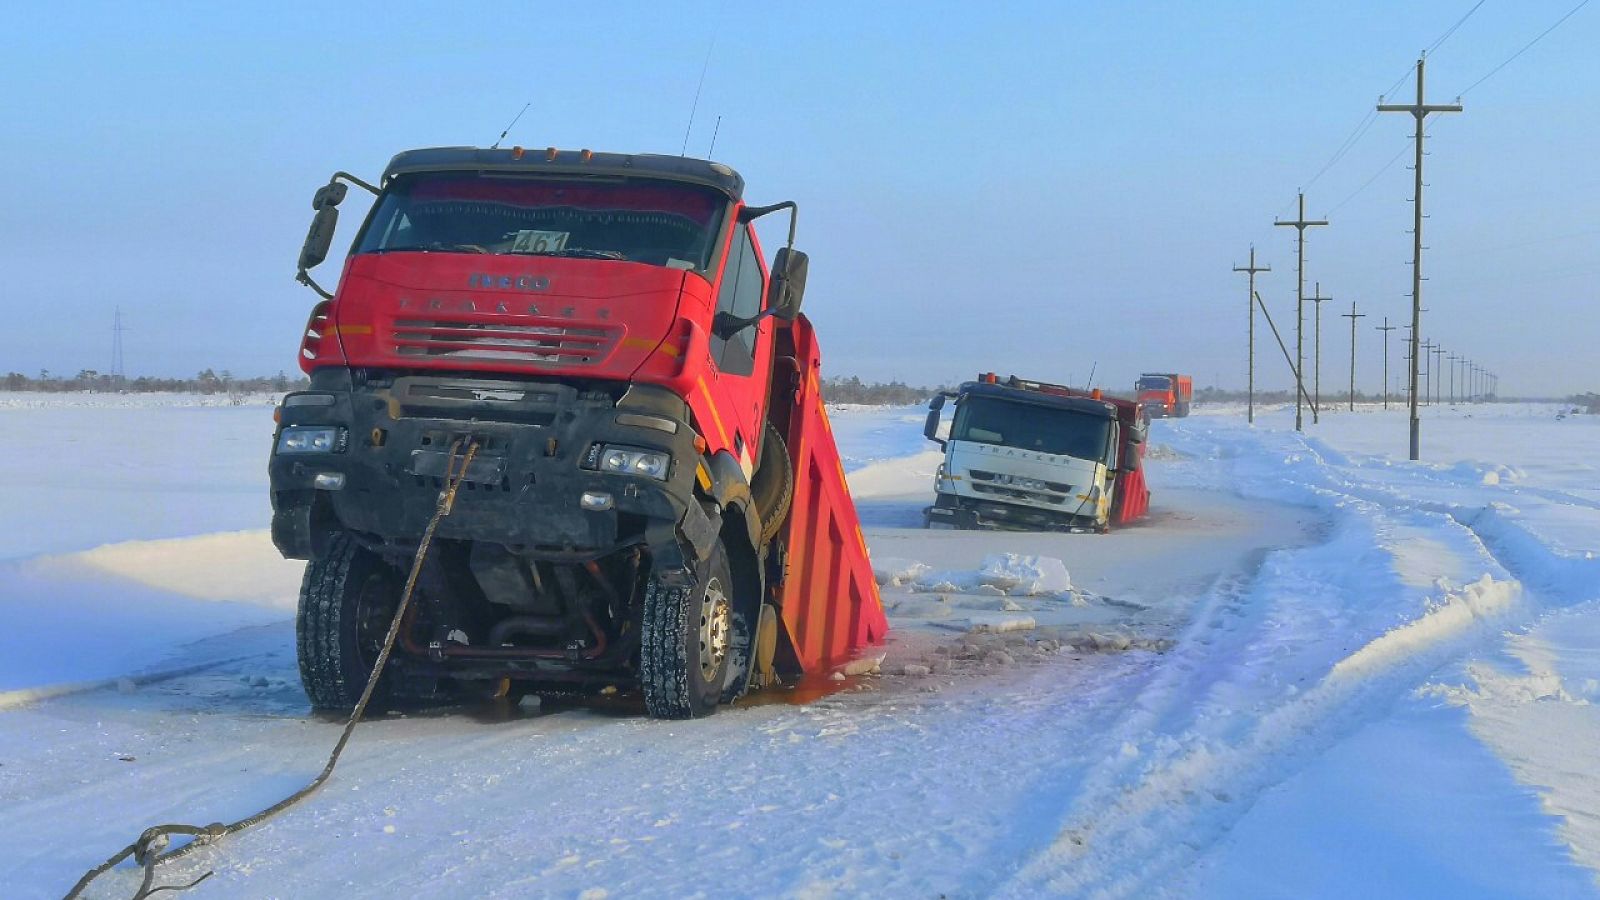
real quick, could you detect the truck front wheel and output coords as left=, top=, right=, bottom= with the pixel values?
left=296, top=532, right=406, bottom=713
left=641, top=540, right=734, bottom=719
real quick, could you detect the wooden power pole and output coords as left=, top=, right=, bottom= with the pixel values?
left=1379, top=54, right=1461, bottom=460
left=1342, top=301, right=1365, bottom=411
left=1375, top=317, right=1397, bottom=409
left=1310, top=281, right=1332, bottom=422
left=1234, top=247, right=1270, bottom=424
left=1275, top=193, right=1328, bottom=432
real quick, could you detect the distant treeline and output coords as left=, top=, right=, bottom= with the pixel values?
left=820, top=376, right=942, bottom=406
left=3, top=369, right=307, bottom=395
left=1571, top=393, right=1600, bottom=414
left=1192, top=386, right=1504, bottom=404
left=6, top=368, right=937, bottom=407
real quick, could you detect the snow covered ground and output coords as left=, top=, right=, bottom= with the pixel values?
left=2, top=398, right=1597, bottom=898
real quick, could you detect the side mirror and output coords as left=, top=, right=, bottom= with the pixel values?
left=924, top=393, right=948, bottom=446
left=299, top=205, right=340, bottom=273
left=312, top=181, right=348, bottom=211
left=1119, top=441, right=1142, bottom=473
left=767, top=248, right=808, bottom=321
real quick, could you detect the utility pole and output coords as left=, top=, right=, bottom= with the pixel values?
left=1447, top=353, right=1460, bottom=404
left=1376, top=318, right=1396, bottom=410
left=1432, top=344, right=1447, bottom=406
left=1342, top=301, right=1365, bottom=411
left=1311, top=281, right=1332, bottom=422
left=1420, top=338, right=1434, bottom=406
left=1380, top=54, right=1461, bottom=460
left=1234, top=247, right=1270, bottom=424
left=111, top=307, right=128, bottom=390
left=1275, top=193, right=1328, bottom=432
left=1402, top=324, right=1415, bottom=405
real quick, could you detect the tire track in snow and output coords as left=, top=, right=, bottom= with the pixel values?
left=999, top=422, right=1537, bottom=898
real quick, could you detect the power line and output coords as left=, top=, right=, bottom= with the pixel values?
left=1299, top=1, right=1486, bottom=193
left=1304, top=110, right=1380, bottom=191
left=1427, top=0, right=1490, bottom=55
left=1458, top=0, right=1592, bottom=96
left=1324, top=136, right=1413, bottom=216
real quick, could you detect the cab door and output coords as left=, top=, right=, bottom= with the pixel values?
left=705, top=222, right=773, bottom=481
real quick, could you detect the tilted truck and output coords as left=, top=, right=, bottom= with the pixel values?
left=1135, top=372, right=1193, bottom=418
left=923, top=374, right=1150, bottom=532
left=272, top=146, right=887, bottom=718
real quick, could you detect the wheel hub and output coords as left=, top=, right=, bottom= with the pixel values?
left=698, top=577, right=731, bottom=681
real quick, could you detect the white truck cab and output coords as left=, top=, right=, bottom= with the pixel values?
left=923, top=377, right=1123, bottom=531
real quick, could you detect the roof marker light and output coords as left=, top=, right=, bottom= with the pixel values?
left=580, top=149, right=593, bottom=163
left=511, top=146, right=524, bottom=160
left=546, top=147, right=558, bottom=161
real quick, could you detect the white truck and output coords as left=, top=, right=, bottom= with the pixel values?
left=922, top=374, right=1150, bottom=532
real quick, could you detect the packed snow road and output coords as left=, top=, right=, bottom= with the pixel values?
left=1, top=396, right=1597, bottom=898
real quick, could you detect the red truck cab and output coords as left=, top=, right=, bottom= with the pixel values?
left=272, top=147, right=884, bottom=718
left=1135, top=372, right=1193, bottom=419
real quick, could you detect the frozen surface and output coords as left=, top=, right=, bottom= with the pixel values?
left=1, top=399, right=1598, bottom=898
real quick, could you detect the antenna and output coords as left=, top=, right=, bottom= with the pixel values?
left=490, top=102, right=531, bottom=150
left=680, top=23, right=721, bottom=156
left=706, top=115, right=722, bottom=158
left=1085, top=361, right=1098, bottom=390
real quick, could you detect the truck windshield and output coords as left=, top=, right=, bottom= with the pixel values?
left=952, top=397, right=1111, bottom=460
left=1136, top=376, right=1172, bottom=391
left=355, top=173, right=728, bottom=274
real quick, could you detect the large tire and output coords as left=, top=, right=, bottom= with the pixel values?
left=641, top=539, right=734, bottom=719
left=749, top=422, right=793, bottom=546
left=296, top=532, right=406, bottom=712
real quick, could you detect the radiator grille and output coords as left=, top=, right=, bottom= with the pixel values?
left=392, top=319, right=618, bottom=366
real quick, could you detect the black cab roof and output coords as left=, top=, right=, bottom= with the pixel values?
left=381, top=147, right=745, bottom=200
left=957, top=381, right=1117, bottom=419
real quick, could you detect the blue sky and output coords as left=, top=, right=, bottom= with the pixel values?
left=1, top=1, right=1594, bottom=395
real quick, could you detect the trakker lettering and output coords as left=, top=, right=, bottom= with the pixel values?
left=468, top=273, right=550, bottom=291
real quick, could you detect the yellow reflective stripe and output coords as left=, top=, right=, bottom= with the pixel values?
left=696, top=378, right=731, bottom=449
left=622, top=336, right=680, bottom=357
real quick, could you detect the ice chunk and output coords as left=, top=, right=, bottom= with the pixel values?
left=871, top=557, right=931, bottom=587
left=976, top=553, right=1072, bottom=596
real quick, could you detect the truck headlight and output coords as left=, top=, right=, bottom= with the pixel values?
left=588, top=444, right=671, bottom=480
left=277, top=425, right=342, bottom=454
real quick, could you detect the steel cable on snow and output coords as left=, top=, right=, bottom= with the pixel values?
left=64, top=440, right=481, bottom=900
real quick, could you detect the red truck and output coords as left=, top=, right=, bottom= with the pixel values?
left=1135, top=372, right=1193, bottom=419
left=272, top=146, right=886, bottom=718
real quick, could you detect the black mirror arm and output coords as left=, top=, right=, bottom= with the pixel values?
left=297, top=269, right=334, bottom=301
left=712, top=308, right=779, bottom=340
left=738, top=201, right=798, bottom=250
left=332, top=171, right=381, bottom=197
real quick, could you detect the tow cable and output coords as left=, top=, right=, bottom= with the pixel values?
left=66, top=439, right=480, bottom=900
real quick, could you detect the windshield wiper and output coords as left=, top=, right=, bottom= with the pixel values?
left=373, top=243, right=490, bottom=254
left=506, top=248, right=627, bottom=261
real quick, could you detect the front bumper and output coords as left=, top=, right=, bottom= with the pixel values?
left=925, top=492, right=1099, bottom=532
left=269, top=371, right=714, bottom=577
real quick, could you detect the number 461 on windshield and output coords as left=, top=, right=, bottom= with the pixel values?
left=511, top=230, right=570, bottom=253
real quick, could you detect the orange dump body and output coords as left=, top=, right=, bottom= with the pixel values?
left=767, top=315, right=889, bottom=674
